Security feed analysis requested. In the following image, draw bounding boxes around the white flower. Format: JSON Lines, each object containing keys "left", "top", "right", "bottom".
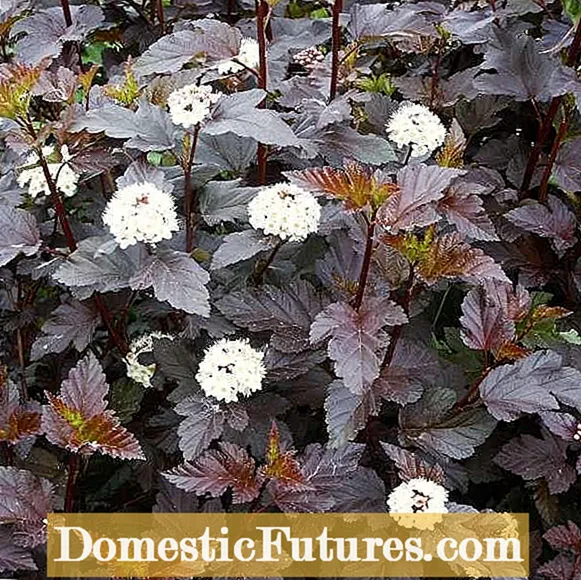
{"left": 126, "top": 332, "right": 174, "bottom": 388}
{"left": 293, "top": 47, "right": 325, "bottom": 69}
{"left": 386, "top": 102, "right": 446, "bottom": 158}
{"left": 217, "top": 38, "right": 260, "bottom": 74}
{"left": 248, "top": 183, "right": 321, "bottom": 242}
{"left": 167, "top": 84, "right": 221, "bottom": 129}
{"left": 17, "top": 145, "right": 79, "bottom": 198}
{"left": 387, "top": 477, "right": 449, "bottom": 530}
{"left": 574, "top": 423, "right": 581, "bottom": 441}
{"left": 103, "top": 181, "right": 179, "bottom": 249}
{"left": 196, "top": 338, "right": 266, "bottom": 403}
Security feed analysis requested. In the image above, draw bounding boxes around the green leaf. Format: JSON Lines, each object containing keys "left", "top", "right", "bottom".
{"left": 563, "top": 0, "right": 581, "bottom": 23}
{"left": 310, "top": 7, "right": 330, "bottom": 18}
{"left": 559, "top": 329, "right": 581, "bottom": 345}
{"left": 108, "top": 379, "right": 144, "bottom": 423}
{"left": 147, "top": 151, "right": 163, "bottom": 166}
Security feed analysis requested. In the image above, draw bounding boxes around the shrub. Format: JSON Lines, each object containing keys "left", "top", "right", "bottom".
{"left": 1, "top": 0, "right": 581, "bottom": 577}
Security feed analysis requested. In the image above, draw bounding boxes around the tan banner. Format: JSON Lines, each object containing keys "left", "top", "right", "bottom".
{"left": 47, "top": 512, "right": 529, "bottom": 578}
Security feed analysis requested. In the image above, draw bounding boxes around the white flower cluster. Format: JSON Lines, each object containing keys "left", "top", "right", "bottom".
{"left": 387, "top": 477, "right": 449, "bottom": 530}
{"left": 196, "top": 338, "right": 266, "bottom": 403}
{"left": 167, "top": 83, "right": 221, "bottom": 129}
{"left": 217, "top": 37, "right": 260, "bottom": 74}
{"left": 248, "top": 183, "right": 321, "bottom": 242}
{"left": 103, "top": 181, "right": 179, "bottom": 249}
{"left": 293, "top": 47, "right": 325, "bottom": 70}
{"left": 386, "top": 102, "right": 447, "bottom": 158}
{"left": 17, "top": 145, "right": 79, "bottom": 198}
{"left": 574, "top": 423, "right": 581, "bottom": 441}
{"left": 126, "top": 332, "right": 174, "bottom": 388}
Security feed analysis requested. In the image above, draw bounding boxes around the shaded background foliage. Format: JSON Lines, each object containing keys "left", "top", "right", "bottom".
{"left": 1, "top": 0, "right": 581, "bottom": 577}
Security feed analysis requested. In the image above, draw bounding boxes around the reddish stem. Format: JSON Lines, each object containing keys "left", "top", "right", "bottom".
{"left": 329, "top": 0, "right": 343, "bottom": 102}
{"left": 453, "top": 366, "right": 493, "bottom": 411}
{"left": 538, "top": 117, "right": 568, "bottom": 203}
{"left": 60, "top": 0, "right": 73, "bottom": 26}
{"left": 519, "top": 98, "right": 561, "bottom": 196}
{"left": 38, "top": 157, "right": 77, "bottom": 252}
{"left": 26, "top": 123, "right": 128, "bottom": 354}
{"left": 184, "top": 125, "right": 200, "bottom": 254}
{"left": 64, "top": 454, "right": 79, "bottom": 512}
{"left": 256, "top": 0, "right": 269, "bottom": 185}
{"left": 353, "top": 213, "right": 376, "bottom": 311}
{"left": 520, "top": 18, "right": 581, "bottom": 195}
{"left": 429, "top": 39, "right": 444, "bottom": 108}
{"left": 380, "top": 268, "right": 414, "bottom": 370}
{"left": 253, "top": 239, "right": 284, "bottom": 285}
{"left": 156, "top": 0, "right": 165, "bottom": 33}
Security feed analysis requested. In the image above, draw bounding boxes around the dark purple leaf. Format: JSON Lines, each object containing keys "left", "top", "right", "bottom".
{"left": 0, "top": 207, "right": 41, "bottom": 267}
{"left": 13, "top": 5, "right": 104, "bottom": 65}
{"left": 381, "top": 442, "right": 446, "bottom": 485}
{"left": 379, "top": 163, "right": 462, "bottom": 232}
{"left": 270, "top": 443, "right": 364, "bottom": 512}
{"left": 324, "top": 379, "right": 380, "bottom": 447}
{"left": 129, "top": 248, "right": 210, "bottom": 316}
{"left": 0, "top": 527, "right": 36, "bottom": 572}
{"left": 174, "top": 394, "right": 225, "bottom": 461}
{"left": 41, "top": 353, "right": 144, "bottom": 459}
{"left": 544, "top": 521, "right": 581, "bottom": 552}
{"left": 153, "top": 479, "right": 199, "bottom": 513}
{"left": 553, "top": 137, "right": 581, "bottom": 192}
{"left": 310, "top": 297, "right": 407, "bottom": 394}
{"left": 33, "top": 66, "right": 76, "bottom": 102}
{"left": 438, "top": 181, "right": 499, "bottom": 241}
{"left": 347, "top": 3, "right": 433, "bottom": 41}
{"left": 536, "top": 554, "right": 576, "bottom": 580}
{"left": 505, "top": 195, "right": 577, "bottom": 256}
{"left": 479, "top": 350, "right": 581, "bottom": 421}
{"left": 70, "top": 100, "right": 176, "bottom": 152}
{"left": 400, "top": 387, "right": 497, "bottom": 459}
{"left": 474, "top": 30, "right": 574, "bottom": 102}
{"left": 53, "top": 236, "right": 138, "bottom": 299}
{"left": 373, "top": 339, "right": 438, "bottom": 405}
{"left": 199, "top": 180, "right": 257, "bottom": 226}
{"left": 0, "top": 467, "right": 53, "bottom": 548}
{"left": 164, "top": 442, "right": 260, "bottom": 504}
{"left": 460, "top": 285, "right": 515, "bottom": 352}
{"left": 540, "top": 411, "right": 580, "bottom": 440}
{"left": 203, "top": 90, "right": 300, "bottom": 147}
{"left": 211, "top": 230, "right": 278, "bottom": 271}
{"left": 494, "top": 429, "right": 576, "bottom": 494}
{"left": 135, "top": 20, "right": 242, "bottom": 76}
{"left": 329, "top": 467, "right": 386, "bottom": 513}
{"left": 444, "top": 8, "right": 495, "bottom": 44}
{"left": 264, "top": 347, "right": 326, "bottom": 381}
{"left": 217, "top": 280, "right": 328, "bottom": 353}
{"left": 31, "top": 299, "right": 100, "bottom": 360}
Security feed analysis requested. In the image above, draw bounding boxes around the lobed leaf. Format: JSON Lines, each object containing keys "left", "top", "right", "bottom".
{"left": 41, "top": 353, "right": 144, "bottom": 459}
{"left": 0, "top": 378, "right": 41, "bottom": 445}
{"left": 164, "top": 442, "right": 260, "bottom": 504}
{"left": 494, "top": 429, "right": 576, "bottom": 494}
{"left": 30, "top": 299, "right": 100, "bottom": 360}
{"left": 0, "top": 467, "right": 53, "bottom": 548}
{"left": 479, "top": 350, "right": 581, "bottom": 421}
{"left": 129, "top": 248, "right": 210, "bottom": 317}
{"left": 460, "top": 285, "right": 515, "bottom": 353}
{"left": 310, "top": 298, "right": 407, "bottom": 394}
{"left": 0, "top": 207, "right": 41, "bottom": 267}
